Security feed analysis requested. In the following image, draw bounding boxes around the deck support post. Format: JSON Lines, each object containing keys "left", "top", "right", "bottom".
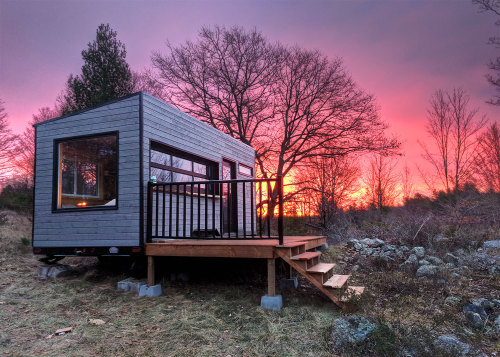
{"left": 267, "top": 258, "right": 276, "bottom": 297}
{"left": 147, "top": 256, "right": 155, "bottom": 287}
{"left": 261, "top": 257, "right": 282, "bottom": 310}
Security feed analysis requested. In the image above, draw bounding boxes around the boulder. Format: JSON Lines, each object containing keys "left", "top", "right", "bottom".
{"left": 359, "top": 238, "right": 385, "bottom": 248}
{"left": 464, "top": 253, "right": 500, "bottom": 274}
{"left": 416, "top": 265, "right": 442, "bottom": 279}
{"left": 444, "top": 296, "right": 462, "bottom": 307}
{"left": 426, "top": 256, "right": 444, "bottom": 265}
{"left": 463, "top": 302, "right": 487, "bottom": 320}
{"left": 400, "top": 254, "right": 419, "bottom": 273}
{"left": 443, "top": 253, "right": 460, "bottom": 265}
{"left": 445, "top": 263, "right": 456, "bottom": 270}
{"left": 471, "top": 298, "right": 494, "bottom": 311}
{"left": 331, "top": 316, "right": 377, "bottom": 348}
{"left": 433, "top": 335, "right": 470, "bottom": 356}
{"left": 482, "top": 240, "right": 500, "bottom": 249}
{"left": 419, "top": 259, "right": 430, "bottom": 266}
{"left": 495, "top": 315, "right": 500, "bottom": 334}
{"left": 489, "top": 265, "right": 500, "bottom": 275}
{"left": 464, "top": 311, "right": 484, "bottom": 329}
{"left": 411, "top": 246, "right": 425, "bottom": 259}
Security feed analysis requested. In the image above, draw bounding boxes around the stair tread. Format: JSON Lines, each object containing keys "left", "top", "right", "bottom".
{"left": 340, "top": 286, "right": 365, "bottom": 302}
{"left": 276, "top": 241, "right": 306, "bottom": 248}
{"left": 291, "top": 251, "right": 321, "bottom": 261}
{"left": 323, "top": 274, "right": 350, "bottom": 288}
{"left": 307, "top": 263, "right": 336, "bottom": 274}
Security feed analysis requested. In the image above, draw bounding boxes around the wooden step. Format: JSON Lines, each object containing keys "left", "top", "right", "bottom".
{"left": 307, "top": 263, "right": 335, "bottom": 274}
{"left": 276, "top": 241, "right": 306, "bottom": 248}
{"left": 291, "top": 251, "right": 321, "bottom": 261}
{"left": 323, "top": 274, "right": 350, "bottom": 289}
{"left": 340, "top": 286, "right": 365, "bottom": 302}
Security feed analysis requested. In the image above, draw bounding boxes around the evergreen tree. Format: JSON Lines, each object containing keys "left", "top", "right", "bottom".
{"left": 60, "top": 24, "right": 134, "bottom": 114}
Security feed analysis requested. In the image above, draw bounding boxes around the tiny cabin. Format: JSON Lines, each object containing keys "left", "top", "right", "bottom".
{"left": 32, "top": 92, "right": 258, "bottom": 257}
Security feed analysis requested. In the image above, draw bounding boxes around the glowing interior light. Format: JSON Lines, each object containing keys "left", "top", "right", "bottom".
{"left": 76, "top": 202, "right": 87, "bottom": 207}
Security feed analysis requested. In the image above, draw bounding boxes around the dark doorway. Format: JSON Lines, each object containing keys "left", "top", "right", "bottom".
{"left": 222, "top": 160, "right": 237, "bottom": 234}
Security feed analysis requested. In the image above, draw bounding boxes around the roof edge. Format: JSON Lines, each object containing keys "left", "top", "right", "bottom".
{"left": 33, "top": 92, "right": 143, "bottom": 127}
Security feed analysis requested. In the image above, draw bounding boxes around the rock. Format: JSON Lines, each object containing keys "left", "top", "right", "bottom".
{"left": 347, "top": 239, "right": 360, "bottom": 249}
{"left": 493, "top": 299, "right": 500, "bottom": 307}
{"left": 360, "top": 247, "right": 374, "bottom": 256}
{"left": 400, "top": 254, "right": 419, "bottom": 273}
{"left": 416, "top": 265, "right": 442, "bottom": 278}
{"left": 380, "top": 251, "right": 396, "bottom": 262}
{"left": 445, "top": 296, "right": 462, "bottom": 307}
{"left": 352, "top": 265, "right": 360, "bottom": 272}
{"left": 456, "top": 248, "right": 465, "bottom": 256}
{"left": 419, "top": 259, "right": 430, "bottom": 266}
{"left": 443, "top": 253, "right": 460, "bottom": 265}
{"left": 359, "top": 238, "right": 385, "bottom": 248}
{"left": 495, "top": 315, "right": 500, "bottom": 334}
{"left": 464, "top": 253, "right": 500, "bottom": 274}
{"left": 482, "top": 240, "right": 500, "bottom": 249}
{"left": 445, "top": 263, "right": 456, "bottom": 270}
{"left": 471, "top": 298, "right": 494, "bottom": 310}
{"left": 463, "top": 302, "right": 487, "bottom": 320}
{"left": 426, "top": 256, "right": 444, "bottom": 265}
{"left": 488, "top": 265, "right": 500, "bottom": 275}
{"left": 331, "top": 316, "right": 377, "bottom": 348}
{"left": 451, "top": 272, "right": 462, "bottom": 279}
{"left": 464, "top": 311, "right": 484, "bottom": 328}
{"left": 411, "top": 246, "right": 425, "bottom": 259}
{"left": 433, "top": 335, "right": 470, "bottom": 356}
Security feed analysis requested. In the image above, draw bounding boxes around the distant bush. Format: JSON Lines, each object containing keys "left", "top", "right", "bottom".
{"left": 0, "top": 182, "right": 33, "bottom": 214}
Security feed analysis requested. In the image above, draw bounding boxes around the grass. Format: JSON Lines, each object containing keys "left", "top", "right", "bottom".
{"left": 1, "top": 209, "right": 498, "bottom": 356}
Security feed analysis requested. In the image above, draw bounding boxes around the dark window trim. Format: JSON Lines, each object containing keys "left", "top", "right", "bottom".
{"left": 52, "top": 131, "right": 119, "bottom": 213}
{"left": 150, "top": 141, "right": 219, "bottom": 182}
{"left": 238, "top": 163, "right": 254, "bottom": 177}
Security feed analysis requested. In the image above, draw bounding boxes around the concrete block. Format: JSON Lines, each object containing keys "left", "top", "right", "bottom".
{"left": 260, "top": 294, "right": 283, "bottom": 311}
{"left": 128, "top": 280, "right": 147, "bottom": 293}
{"left": 139, "top": 284, "right": 162, "bottom": 297}
{"left": 37, "top": 265, "right": 76, "bottom": 280}
{"left": 117, "top": 277, "right": 133, "bottom": 292}
{"left": 318, "top": 243, "right": 329, "bottom": 251}
{"left": 280, "top": 277, "right": 298, "bottom": 291}
{"left": 37, "top": 266, "right": 50, "bottom": 279}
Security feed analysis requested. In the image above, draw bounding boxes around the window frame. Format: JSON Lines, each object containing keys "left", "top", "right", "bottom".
{"left": 149, "top": 141, "right": 219, "bottom": 183}
{"left": 52, "top": 131, "right": 119, "bottom": 213}
{"left": 238, "top": 163, "right": 254, "bottom": 177}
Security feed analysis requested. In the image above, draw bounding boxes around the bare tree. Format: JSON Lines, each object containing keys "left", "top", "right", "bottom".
{"left": 401, "top": 164, "right": 414, "bottom": 202}
{"left": 295, "top": 154, "right": 360, "bottom": 226}
{"left": 473, "top": 0, "right": 500, "bottom": 104}
{"left": 10, "top": 107, "right": 59, "bottom": 184}
{"left": 420, "top": 88, "right": 486, "bottom": 192}
{"left": 474, "top": 122, "right": 500, "bottom": 191}
{"left": 364, "top": 155, "right": 399, "bottom": 210}
{"left": 0, "top": 100, "right": 17, "bottom": 184}
{"left": 151, "top": 26, "right": 399, "bottom": 210}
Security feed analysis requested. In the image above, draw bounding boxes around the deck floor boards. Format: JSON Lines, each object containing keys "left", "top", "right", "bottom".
{"left": 145, "top": 236, "right": 326, "bottom": 258}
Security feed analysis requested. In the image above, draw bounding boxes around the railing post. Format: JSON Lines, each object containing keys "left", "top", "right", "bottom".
{"left": 146, "top": 181, "right": 153, "bottom": 243}
{"left": 277, "top": 175, "right": 284, "bottom": 245}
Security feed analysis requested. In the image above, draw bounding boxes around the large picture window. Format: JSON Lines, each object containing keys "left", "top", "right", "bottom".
{"left": 150, "top": 142, "right": 218, "bottom": 192}
{"left": 56, "top": 134, "right": 118, "bottom": 209}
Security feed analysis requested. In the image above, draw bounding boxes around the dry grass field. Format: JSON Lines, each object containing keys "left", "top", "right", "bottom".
{"left": 1, "top": 210, "right": 498, "bottom": 356}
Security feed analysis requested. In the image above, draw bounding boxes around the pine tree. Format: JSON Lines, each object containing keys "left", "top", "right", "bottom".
{"left": 60, "top": 24, "right": 134, "bottom": 114}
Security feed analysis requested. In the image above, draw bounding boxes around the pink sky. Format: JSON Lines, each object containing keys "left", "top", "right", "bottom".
{"left": 1, "top": 0, "right": 499, "bottom": 194}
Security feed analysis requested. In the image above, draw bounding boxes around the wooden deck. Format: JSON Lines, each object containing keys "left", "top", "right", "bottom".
{"left": 145, "top": 236, "right": 326, "bottom": 258}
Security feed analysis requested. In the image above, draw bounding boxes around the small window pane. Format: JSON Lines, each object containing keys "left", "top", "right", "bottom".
{"left": 172, "top": 172, "right": 193, "bottom": 182}
{"left": 151, "top": 167, "right": 172, "bottom": 182}
{"left": 61, "top": 159, "right": 75, "bottom": 194}
{"left": 239, "top": 164, "right": 253, "bottom": 176}
{"left": 172, "top": 156, "right": 192, "bottom": 171}
{"left": 193, "top": 162, "right": 207, "bottom": 175}
{"left": 151, "top": 150, "right": 170, "bottom": 166}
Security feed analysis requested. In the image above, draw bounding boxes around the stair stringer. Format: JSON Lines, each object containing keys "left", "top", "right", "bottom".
{"left": 275, "top": 248, "right": 347, "bottom": 311}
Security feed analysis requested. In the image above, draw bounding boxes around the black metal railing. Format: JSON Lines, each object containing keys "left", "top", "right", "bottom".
{"left": 146, "top": 176, "right": 284, "bottom": 245}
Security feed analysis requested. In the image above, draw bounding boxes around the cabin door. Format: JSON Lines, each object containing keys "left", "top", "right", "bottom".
{"left": 222, "top": 160, "right": 237, "bottom": 235}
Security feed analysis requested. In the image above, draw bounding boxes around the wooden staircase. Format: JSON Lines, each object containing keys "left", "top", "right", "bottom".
{"left": 275, "top": 241, "right": 365, "bottom": 310}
